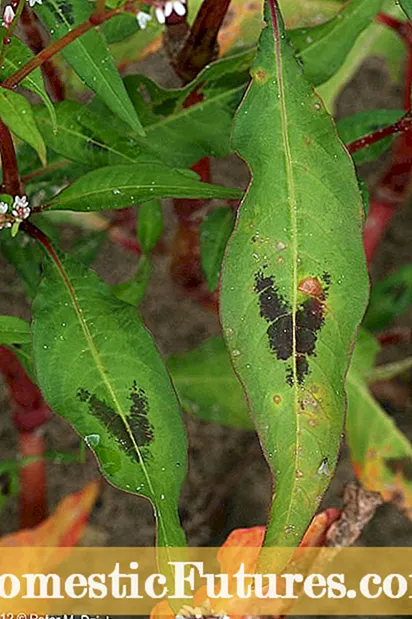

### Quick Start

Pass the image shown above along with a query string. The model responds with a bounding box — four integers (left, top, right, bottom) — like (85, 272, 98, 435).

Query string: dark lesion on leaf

(43, 0, 75, 26)
(385, 457, 412, 481)
(76, 382, 154, 462)
(254, 269, 329, 386)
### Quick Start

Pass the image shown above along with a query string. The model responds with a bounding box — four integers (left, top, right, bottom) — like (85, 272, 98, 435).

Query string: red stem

(0, 346, 51, 528)
(0, 120, 23, 195)
(347, 113, 412, 154)
(20, 5, 65, 101)
(377, 327, 412, 346)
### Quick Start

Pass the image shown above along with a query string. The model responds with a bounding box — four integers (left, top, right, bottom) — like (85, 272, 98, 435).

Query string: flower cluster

(136, 0, 186, 29)
(2, 1, 41, 29)
(0, 196, 31, 231)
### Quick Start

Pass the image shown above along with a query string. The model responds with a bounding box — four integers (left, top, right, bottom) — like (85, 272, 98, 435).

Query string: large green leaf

(32, 252, 187, 547)
(167, 337, 253, 430)
(346, 330, 412, 518)
(0, 35, 55, 124)
(0, 88, 46, 165)
(220, 0, 369, 549)
(46, 164, 242, 212)
(35, 102, 146, 168)
(290, 0, 383, 86)
(34, 0, 143, 135)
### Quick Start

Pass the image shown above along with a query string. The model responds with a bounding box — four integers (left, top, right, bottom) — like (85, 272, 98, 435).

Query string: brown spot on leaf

(298, 277, 325, 299)
(273, 395, 281, 405)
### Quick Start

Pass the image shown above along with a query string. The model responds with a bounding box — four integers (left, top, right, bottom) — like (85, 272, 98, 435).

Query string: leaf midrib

(269, 0, 300, 544)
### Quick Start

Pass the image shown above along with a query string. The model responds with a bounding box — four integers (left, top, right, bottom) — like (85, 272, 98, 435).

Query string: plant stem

(0, 0, 26, 67)
(1, 8, 121, 89)
(0, 119, 23, 195)
(21, 159, 71, 184)
(347, 112, 412, 154)
(377, 327, 412, 346)
(176, 0, 232, 82)
(0, 346, 51, 528)
(376, 12, 412, 46)
(367, 356, 412, 382)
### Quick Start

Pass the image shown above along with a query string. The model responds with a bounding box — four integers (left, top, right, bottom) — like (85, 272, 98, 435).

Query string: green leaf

(0, 88, 46, 165)
(346, 330, 412, 517)
(289, 0, 383, 86)
(69, 230, 106, 266)
(101, 13, 139, 44)
(34, 0, 144, 135)
(138, 200, 163, 254)
(124, 50, 254, 167)
(337, 109, 404, 165)
(47, 164, 242, 212)
(113, 255, 152, 306)
(200, 207, 235, 292)
(0, 36, 56, 126)
(168, 337, 253, 430)
(32, 252, 187, 547)
(318, 0, 404, 113)
(364, 265, 412, 331)
(399, 0, 412, 19)
(0, 316, 31, 346)
(35, 101, 147, 168)
(220, 1, 369, 548)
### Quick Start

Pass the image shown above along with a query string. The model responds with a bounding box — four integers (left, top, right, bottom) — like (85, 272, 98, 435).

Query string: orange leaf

(0, 480, 99, 548)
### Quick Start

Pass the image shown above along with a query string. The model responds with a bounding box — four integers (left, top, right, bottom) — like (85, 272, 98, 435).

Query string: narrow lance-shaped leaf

(46, 164, 242, 212)
(399, 0, 412, 20)
(289, 0, 383, 86)
(32, 251, 187, 547)
(220, 0, 369, 549)
(34, 0, 144, 135)
(0, 89, 46, 165)
(346, 330, 412, 519)
(0, 35, 56, 126)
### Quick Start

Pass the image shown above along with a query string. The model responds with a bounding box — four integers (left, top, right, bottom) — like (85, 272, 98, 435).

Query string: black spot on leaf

(76, 382, 154, 462)
(254, 269, 328, 386)
(43, 0, 75, 26)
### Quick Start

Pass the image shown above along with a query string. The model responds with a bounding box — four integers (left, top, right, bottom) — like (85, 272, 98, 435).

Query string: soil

(1, 48, 412, 577)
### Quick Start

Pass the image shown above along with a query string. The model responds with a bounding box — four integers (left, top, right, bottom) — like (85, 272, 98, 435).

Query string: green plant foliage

(137, 200, 163, 254)
(0, 89, 46, 165)
(289, 0, 383, 85)
(346, 330, 412, 516)
(34, 0, 144, 135)
(0, 316, 31, 345)
(35, 102, 147, 169)
(113, 255, 152, 306)
(46, 164, 242, 211)
(220, 0, 369, 549)
(32, 252, 187, 547)
(168, 337, 253, 430)
(200, 207, 235, 292)
(0, 35, 55, 124)
(399, 0, 412, 19)
(364, 265, 412, 331)
(337, 109, 404, 164)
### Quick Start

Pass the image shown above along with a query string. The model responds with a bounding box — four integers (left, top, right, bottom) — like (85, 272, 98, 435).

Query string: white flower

(11, 195, 30, 222)
(155, 0, 186, 24)
(0, 221, 12, 231)
(0, 202, 8, 215)
(164, 0, 187, 18)
(136, 11, 152, 29)
(2, 5, 15, 28)
(28, 0, 42, 6)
